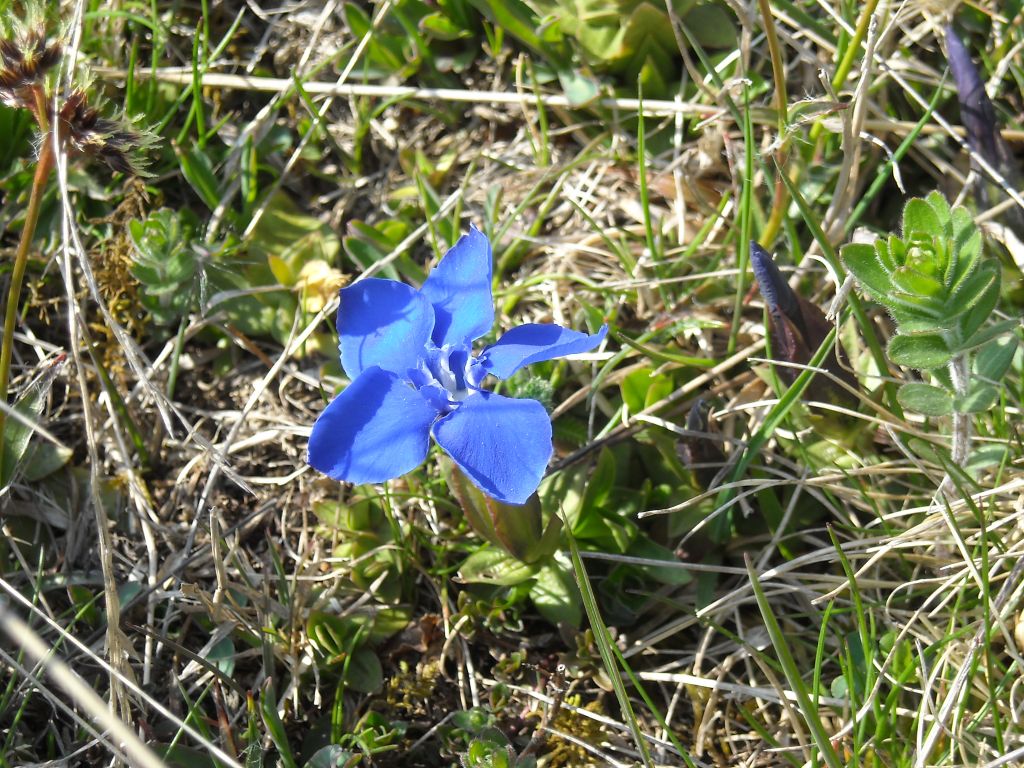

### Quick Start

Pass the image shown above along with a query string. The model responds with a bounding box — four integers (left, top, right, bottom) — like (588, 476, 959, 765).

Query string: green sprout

(841, 191, 1019, 478)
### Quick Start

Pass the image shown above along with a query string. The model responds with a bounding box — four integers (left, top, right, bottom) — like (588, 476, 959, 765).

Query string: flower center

(408, 343, 483, 412)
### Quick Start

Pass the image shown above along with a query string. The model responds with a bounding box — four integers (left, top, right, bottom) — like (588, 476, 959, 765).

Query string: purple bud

(945, 24, 999, 165)
(750, 241, 799, 321)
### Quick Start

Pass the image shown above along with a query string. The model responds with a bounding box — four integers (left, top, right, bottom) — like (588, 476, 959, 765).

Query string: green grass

(0, 0, 1023, 766)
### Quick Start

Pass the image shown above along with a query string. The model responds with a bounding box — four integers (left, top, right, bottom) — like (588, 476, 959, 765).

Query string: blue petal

(475, 323, 608, 380)
(432, 392, 552, 505)
(420, 225, 494, 347)
(308, 366, 440, 484)
(338, 279, 434, 379)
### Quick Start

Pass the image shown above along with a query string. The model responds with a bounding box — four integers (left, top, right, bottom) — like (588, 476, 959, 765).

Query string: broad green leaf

(896, 382, 952, 417)
(902, 196, 941, 237)
(955, 383, 998, 413)
(948, 261, 997, 311)
(888, 333, 952, 369)
(949, 206, 982, 282)
(530, 561, 582, 628)
(459, 546, 537, 585)
(842, 242, 891, 297)
(974, 334, 1018, 381)
(882, 235, 905, 272)
(344, 646, 383, 693)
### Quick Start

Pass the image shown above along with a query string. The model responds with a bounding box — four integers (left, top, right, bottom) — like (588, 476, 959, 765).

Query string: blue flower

(308, 226, 607, 505)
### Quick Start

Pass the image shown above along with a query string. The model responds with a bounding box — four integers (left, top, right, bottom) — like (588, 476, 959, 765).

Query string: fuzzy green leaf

(891, 266, 944, 299)
(888, 333, 952, 369)
(902, 197, 941, 238)
(956, 319, 1020, 354)
(955, 266, 1001, 340)
(924, 191, 953, 233)
(974, 334, 1018, 382)
(897, 382, 952, 417)
(842, 242, 891, 296)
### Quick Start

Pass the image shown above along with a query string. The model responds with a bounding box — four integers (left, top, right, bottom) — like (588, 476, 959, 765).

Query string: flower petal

(420, 225, 494, 347)
(308, 366, 440, 484)
(338, 278, 434, 379)
(475, 323, 608, 380)
(432, 392, 551, 505)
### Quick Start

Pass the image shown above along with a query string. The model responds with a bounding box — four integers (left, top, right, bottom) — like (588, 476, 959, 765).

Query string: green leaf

(446, 462, 552, 563)
(344, 647, 383, 694)
(419, 11, 472, 40)
(684, 3, 737, 48)
(897, 382, 952, 417)
(956, 267, 1001, 340)
(888, 333, 952, 369)
(459, 546, 537, 585)
(902, 196, 941, 237)
(955, 383, 998, 414)
(956, 319, 1019, 354)
(19, 442, 73, 482)
(842, 242, 892, 297)
(947, 261, 997, 313)
(247, 191, 341, 276)
(974, 334, 1018, 381)
(466, 0, 565, 61)
(924, 190, 953, 233)
(581, 447, 616, 510)
(175, 144, 221, 212)
(626, 536, 692, 586)
(557, 68, 600, 106)
(891, 266, 943, 299)
(530, 561, 581, 627)
(966, 444, 1009, 471)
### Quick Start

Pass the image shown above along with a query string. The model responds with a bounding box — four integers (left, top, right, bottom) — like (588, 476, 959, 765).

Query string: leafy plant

(842, 191, 1019, 470)
(129, 208, 203, 326)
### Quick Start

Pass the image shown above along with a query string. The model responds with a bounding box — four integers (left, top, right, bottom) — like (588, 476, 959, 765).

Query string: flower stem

(0, 140, 54, 479)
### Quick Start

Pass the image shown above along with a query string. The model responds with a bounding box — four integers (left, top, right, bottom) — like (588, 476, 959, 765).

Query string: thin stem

(949, 353, 972, 467)
(0, 140, 54, 478)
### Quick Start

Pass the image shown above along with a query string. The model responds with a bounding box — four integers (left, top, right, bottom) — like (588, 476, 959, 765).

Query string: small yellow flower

(294, 260, 346, 313)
